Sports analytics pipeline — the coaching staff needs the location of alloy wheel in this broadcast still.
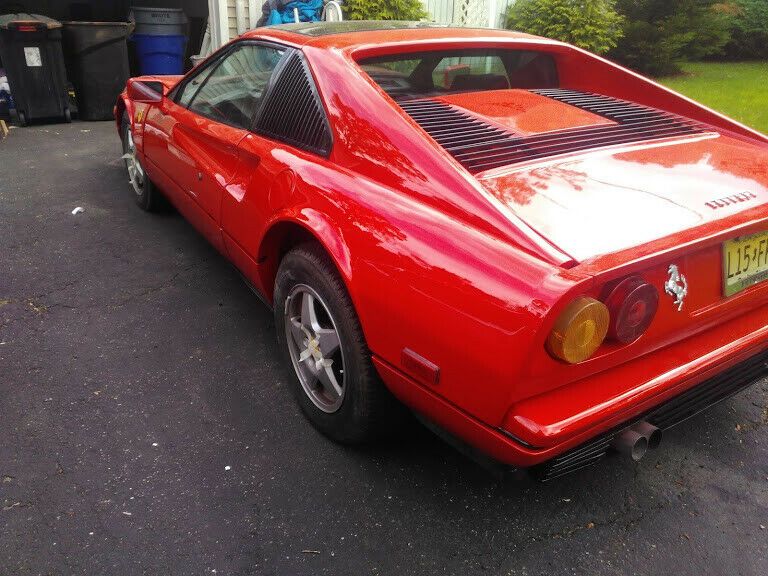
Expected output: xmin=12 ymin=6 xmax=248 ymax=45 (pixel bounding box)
xmin=284 ymin=284 xmax=346 ymax=413
xmin=122 ymin=127 xmax=145 ymax=197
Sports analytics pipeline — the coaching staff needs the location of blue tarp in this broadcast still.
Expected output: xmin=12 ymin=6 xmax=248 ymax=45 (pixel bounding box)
xmin=267 ymin=0 xmax=324 ymax=24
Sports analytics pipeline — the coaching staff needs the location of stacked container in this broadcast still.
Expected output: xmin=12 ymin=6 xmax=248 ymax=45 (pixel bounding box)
xmin=129 ymin=7 xmax=188 ymax=75
xmin=62 ymin=21 xmax=132 ymax=120
xmin=0 ymin=13 xmax=71 ymax=125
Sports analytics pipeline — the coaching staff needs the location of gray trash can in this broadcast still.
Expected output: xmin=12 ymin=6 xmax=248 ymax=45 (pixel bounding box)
xmin=128 ymin=7 xmax=188 ymax=36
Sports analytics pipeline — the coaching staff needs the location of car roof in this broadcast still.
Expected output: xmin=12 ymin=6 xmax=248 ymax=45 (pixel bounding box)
xmin=241 ymin=20 xmax=547 ymax=51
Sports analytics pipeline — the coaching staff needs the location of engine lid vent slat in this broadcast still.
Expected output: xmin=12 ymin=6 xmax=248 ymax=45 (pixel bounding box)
xmin=399 ymin=89 xmax=711 ymax=173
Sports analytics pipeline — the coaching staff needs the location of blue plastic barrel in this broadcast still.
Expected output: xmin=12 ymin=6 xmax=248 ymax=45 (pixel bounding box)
xmin=131 ymin=34 xmax=186 ymax=75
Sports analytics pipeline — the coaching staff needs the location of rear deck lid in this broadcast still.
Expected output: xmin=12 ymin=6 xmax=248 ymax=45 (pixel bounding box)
xmin=479 ymin=134 xmax=768 ymax=261
xmin=398 ymin=87 xmax=768 ymax=262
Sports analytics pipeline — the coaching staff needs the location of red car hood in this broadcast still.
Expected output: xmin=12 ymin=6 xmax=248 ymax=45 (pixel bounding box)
xmin=477 ymin=134 xmax=768 ymax=262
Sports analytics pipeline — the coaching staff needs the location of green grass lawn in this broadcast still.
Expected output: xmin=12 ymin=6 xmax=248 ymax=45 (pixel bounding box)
xmin=658 ymin=61 xmax=768 ymax=134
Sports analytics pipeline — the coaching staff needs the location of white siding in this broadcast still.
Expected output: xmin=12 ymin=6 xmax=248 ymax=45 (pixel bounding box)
xmin=226 ymin=0 xmax=260 ymax=41
xmin=422 ymin=0 xmax=515 ymax=28
xmin=423 ymin=0 xmax=455 ymax=24
xmin=214 ymin=0 xmax=518 ymax=49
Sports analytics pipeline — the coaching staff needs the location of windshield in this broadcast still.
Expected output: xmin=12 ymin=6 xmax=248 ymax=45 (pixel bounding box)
xmin=358 ymin=49 xmax=558 ymax=101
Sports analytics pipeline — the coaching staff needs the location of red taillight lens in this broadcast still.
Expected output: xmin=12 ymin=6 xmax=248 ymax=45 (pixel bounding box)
xmin=604 ymin=276 xmax=658 ymax=344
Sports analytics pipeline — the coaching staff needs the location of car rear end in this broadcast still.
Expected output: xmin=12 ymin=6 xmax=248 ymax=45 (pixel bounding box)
xmin=349 ymin=33 xmax=768 ymax=476
xmin=498 ymin=220 xmax=768 ymax=478
xmin=472 ymin=119 xmax=768 ymax=478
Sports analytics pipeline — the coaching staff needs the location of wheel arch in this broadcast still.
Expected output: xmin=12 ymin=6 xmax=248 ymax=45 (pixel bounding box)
xmin=115 ymin=94 xmax=132 ymax=135
xmin=257 ymin=211 xmax=354 ymax=304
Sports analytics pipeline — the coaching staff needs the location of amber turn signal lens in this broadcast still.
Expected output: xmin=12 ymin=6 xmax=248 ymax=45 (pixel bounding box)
xmin=547 ymin=296 xmax=610 ymax=364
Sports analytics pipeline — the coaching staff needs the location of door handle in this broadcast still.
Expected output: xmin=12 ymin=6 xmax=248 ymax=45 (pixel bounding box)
xmin=238 ymin=134 xmax=262 ymax=166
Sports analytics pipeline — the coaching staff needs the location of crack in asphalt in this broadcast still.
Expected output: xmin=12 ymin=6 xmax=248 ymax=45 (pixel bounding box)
xmin=110 ymin=259 xmax=210 ymax=309
xmin=0 ymin=259 xmax=210 ymax=330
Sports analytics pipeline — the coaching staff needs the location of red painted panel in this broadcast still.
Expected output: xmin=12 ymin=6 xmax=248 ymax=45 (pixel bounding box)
xmin=116 ymin=27 xmax=768 ymax=469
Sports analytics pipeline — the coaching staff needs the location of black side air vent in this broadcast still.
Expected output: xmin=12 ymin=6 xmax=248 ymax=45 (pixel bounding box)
xmin=399 ymin=89 xmax=710 ymax=173
xmin=256 ymin=51 xmax=332 ymax=157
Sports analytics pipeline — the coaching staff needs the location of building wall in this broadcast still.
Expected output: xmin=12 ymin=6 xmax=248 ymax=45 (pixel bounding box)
xmin=220 ymin=0 xmax=515 ymax=44
xmin=422 ymin=0 xmax=514 ymax=28
xmin=225 ymin=0 xmax=261 ymax=41
xmin=6 ymin=0 xmax=209 ymax=21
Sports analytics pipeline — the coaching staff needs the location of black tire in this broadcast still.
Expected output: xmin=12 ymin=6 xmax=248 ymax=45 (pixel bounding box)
xmin=120 ymin=111 xmax=165 ymax=212
xmin=64 ymin=108 xmax=71 ymax=123
xmin=274 ymin=243 xmax=403 ymax=443
xmin=17 ymin=111 xmax=26 ymax=127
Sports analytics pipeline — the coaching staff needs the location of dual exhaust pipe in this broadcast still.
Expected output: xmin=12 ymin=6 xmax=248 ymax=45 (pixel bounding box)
xmin=610 ymin=421 xmax=662 ymax=461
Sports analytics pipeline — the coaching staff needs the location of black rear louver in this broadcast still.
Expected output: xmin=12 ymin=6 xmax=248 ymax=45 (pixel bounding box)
xmin=400 ymin=89 xmax=710 ymax=173
xmin=534 ymin=348 xmax=768 ymax=481
xmin=256 ymin=51 xmax=332 ymax=157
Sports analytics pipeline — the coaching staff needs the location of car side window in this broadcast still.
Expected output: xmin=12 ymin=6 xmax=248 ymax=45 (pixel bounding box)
xmin=186 ymin=44 xmax=285 ymax=129
xmin=175 ymin=65 xmax=216 ymax=107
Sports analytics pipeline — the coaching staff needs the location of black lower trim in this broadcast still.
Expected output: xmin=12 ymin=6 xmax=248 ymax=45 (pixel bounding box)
xmin=534 ymin=348 xmax=768 ymax=481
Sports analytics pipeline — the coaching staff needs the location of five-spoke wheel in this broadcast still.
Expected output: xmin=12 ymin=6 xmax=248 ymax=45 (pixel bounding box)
xmin=284 ymin=284 xmax=346 ymax=413
xmin=122 ymin=125 xmax=145 ymax=198
xmin=275 ymin=244 xmax=403 ymax=443
xmin=120 ymin=110 xmax=164 ymax=212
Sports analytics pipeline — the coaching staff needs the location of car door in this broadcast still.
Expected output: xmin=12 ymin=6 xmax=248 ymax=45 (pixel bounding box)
xmin=144 ymin=42 xmax=288 ymax=251
xmin=219 ymin=50 xmax=334 ymax=292
xmin=141 ymin=58 xmax=217 ymax=205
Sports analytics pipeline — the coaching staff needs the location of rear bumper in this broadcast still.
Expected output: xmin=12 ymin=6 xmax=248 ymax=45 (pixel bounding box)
xmin=374 ymin=321 xmax=768 ymax=469
xmin=534 ymin=347 xmax=768 ymax=480
xmin=502 ymin=309 xmax=768 ymax=450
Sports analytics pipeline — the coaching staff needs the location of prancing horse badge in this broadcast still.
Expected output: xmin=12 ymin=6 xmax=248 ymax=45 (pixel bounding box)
xmin=664 ymin=264 xmax=688 ymax=312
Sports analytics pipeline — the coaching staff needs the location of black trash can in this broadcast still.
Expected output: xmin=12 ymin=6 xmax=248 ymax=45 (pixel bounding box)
xmin=62 ymin=21 xmax=132 ymax=121
xmin=0 ymin=13 xmax=70 ymax=126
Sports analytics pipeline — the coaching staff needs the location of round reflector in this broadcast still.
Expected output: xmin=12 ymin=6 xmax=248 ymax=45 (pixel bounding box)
xmin=604 ymin=276 xmax=658 ymax=344
xmin=547 ymin=296 xmax=610 ymax=364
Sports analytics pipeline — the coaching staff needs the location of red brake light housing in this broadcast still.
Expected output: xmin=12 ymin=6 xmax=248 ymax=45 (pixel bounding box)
xmin=603 ymin=276 xmax=658 ymax=344
xmin=12 ymin=23 xmax=41 ymax=32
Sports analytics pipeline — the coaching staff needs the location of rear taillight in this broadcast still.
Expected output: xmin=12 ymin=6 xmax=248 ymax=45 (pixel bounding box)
xmin=546 ymin=296 xmax=609 ymax=364
xmin=547 ymin=276 xmax=658 ymax=364
xmin=603 ymin=276 xmax=658 ymax=344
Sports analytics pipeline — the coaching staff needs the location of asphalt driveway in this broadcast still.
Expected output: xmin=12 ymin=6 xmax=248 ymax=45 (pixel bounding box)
xmin=1 ymin=121 xmax=766 ymax=576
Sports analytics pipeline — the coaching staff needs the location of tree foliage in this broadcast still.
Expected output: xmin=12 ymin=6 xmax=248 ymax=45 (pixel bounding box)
xmin=505 ymin=0 xmax=625 ymax=55
xmin=611 ymin=1 xmax=732 ymax=75
xmin=344 ymin=0 xmax=428 ymax=21
xmin=720 ymin=0 xmax=768 ymax=59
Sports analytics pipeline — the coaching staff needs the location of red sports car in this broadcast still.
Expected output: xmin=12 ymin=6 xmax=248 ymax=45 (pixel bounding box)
xmin=116 ymin=21 xmax=768 ymax=479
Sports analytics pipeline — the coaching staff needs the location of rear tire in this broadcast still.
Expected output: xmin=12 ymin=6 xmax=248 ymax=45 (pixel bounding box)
xmin=274 ymin=243 xmax=403 ymax=443
xmin=121 ymin=110 xmax=165 ymax=212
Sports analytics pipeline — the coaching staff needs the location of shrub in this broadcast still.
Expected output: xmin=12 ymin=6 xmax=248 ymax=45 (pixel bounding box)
xmin=344 ymin=0 xmax=428 ymax=21
xmin=505 ymin=0 xmax=625 ymax=55
xmin=611 ymin=1 xmax=733 ymax=76
xmin=721 ymin=0 xmax=768 ymax=59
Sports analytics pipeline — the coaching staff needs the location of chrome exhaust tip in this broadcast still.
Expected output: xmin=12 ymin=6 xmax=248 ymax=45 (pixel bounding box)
xmin=610 ymin=429 xmax=648 ymax=461
xmin=631 ymin=421 xmax=662 ymax=450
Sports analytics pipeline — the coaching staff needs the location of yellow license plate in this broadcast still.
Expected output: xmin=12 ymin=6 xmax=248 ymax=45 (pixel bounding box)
xmin=723 ymin=230 xmax=768 ymax=296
